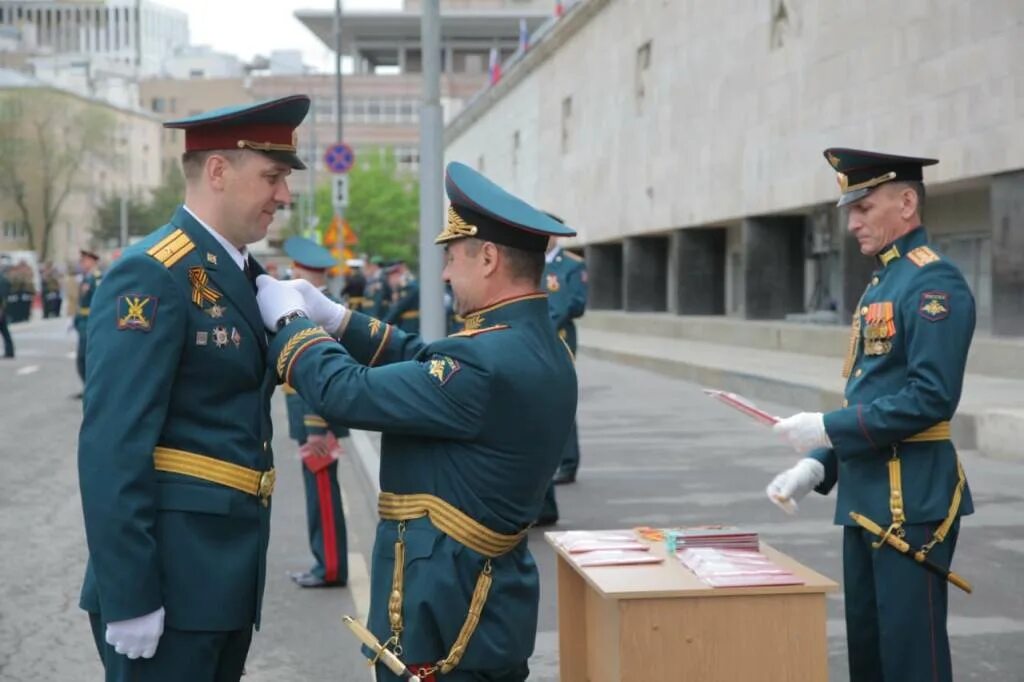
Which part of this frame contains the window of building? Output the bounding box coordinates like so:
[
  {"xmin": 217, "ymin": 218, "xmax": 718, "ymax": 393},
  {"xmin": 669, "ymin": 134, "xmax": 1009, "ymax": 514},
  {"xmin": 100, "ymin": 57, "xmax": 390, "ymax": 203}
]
[
  {"xmin": 151, "ymin": 97, "xmax": 165, "ymax": 113},
  {"xmin": 561, "ymin": 96, "xmax": 572, "ymax": 154},
  {"xmin": 189, "ymin": 69, "xmax": 204, "ymax": 79},
  {"xmin": 635, "ymin": 40, "xmax": 652, "ymax": 114},
  {"xmin": 512, "ymin": 130, "xmax": 520, "ymax": 172}
]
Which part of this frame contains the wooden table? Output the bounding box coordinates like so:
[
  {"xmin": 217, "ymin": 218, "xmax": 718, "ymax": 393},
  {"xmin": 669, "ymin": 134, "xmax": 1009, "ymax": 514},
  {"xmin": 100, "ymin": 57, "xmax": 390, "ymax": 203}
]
[{"xmin": 546, "ymin": 532, "xmax": 839, "ymax": 682}]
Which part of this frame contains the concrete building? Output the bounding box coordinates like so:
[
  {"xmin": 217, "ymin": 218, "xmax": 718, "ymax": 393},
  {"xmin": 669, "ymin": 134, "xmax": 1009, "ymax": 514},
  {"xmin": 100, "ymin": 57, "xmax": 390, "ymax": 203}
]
[
  {"xmin": 292, "ymin": 0, "xmax": 557, "ymax": 176},
  {"xmin": 444, "ymin": 0, "xmax": 1024, "ymax": 336},
  {"xmin": 0, "ymin": 0, "xmax": 189, "ymax": 77},
  {"xmin": 0, "ymin": 68, "xmax": 162, "ymax": 263},
  {"xmin": 160, "ymin": 44, "xmax": 245, "ymax": 81}
]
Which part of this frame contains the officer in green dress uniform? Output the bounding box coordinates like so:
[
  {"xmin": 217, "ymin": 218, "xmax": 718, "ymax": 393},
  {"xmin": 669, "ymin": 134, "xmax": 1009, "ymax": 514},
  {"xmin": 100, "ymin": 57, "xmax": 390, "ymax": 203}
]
[
  {"xmin": 341, "ymin": 258, "xmax": 367, "ymax": 312},
  {"xmin": 0, "ymin": 261, "xmax": 14, "ymax": 358},
  {"xmin": 74, "ymin": 249, "xmax": 102, "ymax": 393},
  {"xmin": 255, "ymin": 161, "xmax": 578, "ymax": 682},
  {"xmin": 363, "ymin": 256, "xmax": 388, "ymax": 319},
  {"xmin": 383, "ymin": 260, "xmax": 420, "ymax": 334},
  {"xmin": 77, "ymin": 95, "xmax": 309, "ymax": 681},
  {"xmin": 767, "ymin": 148, "xmax": 975, "ymax": 682},
  {"xmin": 281, "ymin": 236, "xmax": 349, "ymax": 589},
  {"xmin": 536, "ymin": 225, "xmax": 589, "ymax": 525}
]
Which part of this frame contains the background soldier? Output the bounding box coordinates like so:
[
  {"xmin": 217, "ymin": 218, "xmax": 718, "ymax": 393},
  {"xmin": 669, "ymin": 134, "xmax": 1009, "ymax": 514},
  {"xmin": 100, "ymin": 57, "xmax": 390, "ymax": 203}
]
[
  {"xmin": 281, "ymin": 236, "xmax": 349, "ymax": 589},
  {"xmin": 78, "ymin": 95, "xmax": 309, "ymax": 681},
  {"xmin": 768, "ymin": 148, "xmax": 975, "ymax": 682},
  {"xmin": 383, "ymin": 260, "xmax": 420, "ymax": 334},
  {"xmin": 341, "ymin": 258, "xmax": 367, "ymax": 312},
  {"xmin": 0, "ymin": 259, "xmax": 14, "ymax": 358},
  {"xmin": 72, "ymin": 249, "xmax": 102, "ymax": 397},
  {"xmin": 536, "ymin": 225, "xmax": 588, "ymax": 526},
  {"xmin": 255, "ymin": 161, "xmax": 578, "ymax": 682}
]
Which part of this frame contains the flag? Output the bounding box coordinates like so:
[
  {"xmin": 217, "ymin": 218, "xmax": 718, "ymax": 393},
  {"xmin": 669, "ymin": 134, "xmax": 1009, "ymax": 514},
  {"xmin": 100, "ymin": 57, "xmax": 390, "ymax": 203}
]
[
  {"xmin": 555, "ymin": 1, "xmax": 564, "ymax": 17},
  {"xmin": 488, "ymin": 46, "xmax": 502, "ymax": 85},
  {"xmin": 518, "ymin": 18, "xmax": 529, "ymax": 53}
]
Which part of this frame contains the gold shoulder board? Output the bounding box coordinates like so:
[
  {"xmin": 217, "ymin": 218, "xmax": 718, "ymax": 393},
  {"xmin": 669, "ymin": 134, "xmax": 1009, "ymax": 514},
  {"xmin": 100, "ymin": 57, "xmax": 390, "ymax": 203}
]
[
  {"xmin": 906, "ymin": 246, "xmax": 941, "ymax": 268},
  {"xmin": 147, "ymin": 229, "xmax": 196, "ymax": 268}
]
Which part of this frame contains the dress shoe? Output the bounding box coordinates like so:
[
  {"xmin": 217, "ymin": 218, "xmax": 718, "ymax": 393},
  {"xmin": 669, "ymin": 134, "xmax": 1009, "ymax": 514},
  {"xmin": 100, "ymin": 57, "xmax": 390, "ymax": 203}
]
[
  {"xmin": 552, "ymin": 468, "xmax": 576, "ymax": 485},
  {"xmin": 288, "ymin": 571, "xmax": 345, "ymax": 588}
]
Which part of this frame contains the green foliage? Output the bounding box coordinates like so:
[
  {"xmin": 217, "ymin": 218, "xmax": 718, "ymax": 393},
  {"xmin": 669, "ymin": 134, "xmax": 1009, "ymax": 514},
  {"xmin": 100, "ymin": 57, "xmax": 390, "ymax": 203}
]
[
  {"xmin": 92, "ymin": 166, "xmax": 186, "ymax": 246},
  {"xmin": 295, "ymin": 148, "xmax": 420, "ymax": 270}
]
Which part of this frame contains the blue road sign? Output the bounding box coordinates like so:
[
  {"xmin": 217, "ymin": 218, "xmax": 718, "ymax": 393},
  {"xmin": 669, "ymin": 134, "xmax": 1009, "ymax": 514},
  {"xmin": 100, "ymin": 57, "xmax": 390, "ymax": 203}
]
[{"xmin": 324, "ymin": 142, "xmax": 355, "ymax": 174}]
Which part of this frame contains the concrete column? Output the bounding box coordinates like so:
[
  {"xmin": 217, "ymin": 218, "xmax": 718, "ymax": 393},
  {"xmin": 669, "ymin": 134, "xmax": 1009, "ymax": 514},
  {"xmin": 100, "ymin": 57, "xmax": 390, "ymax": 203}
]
[
  {"xmin": 990, "ymin": 171, "xmax": 1024, "ymax": 336},
  {"xmin": 585, "ymin": 242, "xmax": 623, "ymax": 310},
  {"xmin": 623, "ymin": 236, "xmax": 668, "ymax": 311},
  {"xmin": 669, "ymin": 227, "xmax": 726, "ymax": 315},
  {"xmin": 742, "ymin": 216, "xmax": 806, "ymax": 319}
]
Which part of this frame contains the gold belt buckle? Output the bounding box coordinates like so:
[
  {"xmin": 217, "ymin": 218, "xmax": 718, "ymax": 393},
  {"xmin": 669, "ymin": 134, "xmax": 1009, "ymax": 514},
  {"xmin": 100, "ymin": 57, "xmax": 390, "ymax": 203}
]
[{"xmin": 258, "ymin": 469, "xmax": 276, "ymax": 506}]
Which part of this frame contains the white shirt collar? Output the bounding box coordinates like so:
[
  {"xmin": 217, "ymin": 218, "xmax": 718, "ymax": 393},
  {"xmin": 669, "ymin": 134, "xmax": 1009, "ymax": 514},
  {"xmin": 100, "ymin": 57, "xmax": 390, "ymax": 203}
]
[
  {"xmin": 183, "ymin": 205, "xmax": 247, "ymax": 271},
  {"xmin": 545, "ymin": 245, "xmax": 562, "ymax": 264}
]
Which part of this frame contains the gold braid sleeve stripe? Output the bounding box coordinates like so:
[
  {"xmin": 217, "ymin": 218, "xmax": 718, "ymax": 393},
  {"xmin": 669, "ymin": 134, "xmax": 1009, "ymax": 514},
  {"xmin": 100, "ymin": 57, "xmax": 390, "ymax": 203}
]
[
  {"xmin": 369, "ymin": 324, "xmax": 393, "ymax": 367},
  {"xmin": 276, "ymin": 327, "xmax": 332, "ymax": 381}
]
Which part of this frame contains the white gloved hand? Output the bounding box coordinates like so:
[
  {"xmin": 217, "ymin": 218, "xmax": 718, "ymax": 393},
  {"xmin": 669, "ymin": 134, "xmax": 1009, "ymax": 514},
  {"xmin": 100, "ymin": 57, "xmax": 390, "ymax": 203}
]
[
  {"xmin": 772, "ymin": 412, "xmax": 832, "ymax": 454},
  {"xmin": 105, "ymin": 606, "xmax": 165, "ymax": 660},
  {"xmin": 765, "ymin": 458, "xmax": 826, "ymax": 514},
  {"xmin": 279, "ymin": 279, "xmax": 347, "ymax": 334},
  {"xmin": 255, "ymin": 274, "xmax": 307, "ymax": 331}
]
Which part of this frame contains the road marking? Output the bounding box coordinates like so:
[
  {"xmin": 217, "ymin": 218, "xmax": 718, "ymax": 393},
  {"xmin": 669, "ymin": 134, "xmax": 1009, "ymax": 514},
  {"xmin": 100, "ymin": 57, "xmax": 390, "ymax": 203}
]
[{"xmin": 16, "ymin": 365, "xmax": 39, "ymax": 376}]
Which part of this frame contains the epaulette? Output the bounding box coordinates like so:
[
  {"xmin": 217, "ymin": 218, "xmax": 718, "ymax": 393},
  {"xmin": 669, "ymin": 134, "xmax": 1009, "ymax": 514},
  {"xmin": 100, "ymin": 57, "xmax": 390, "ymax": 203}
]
[
  {"xmin": 906, "ymin": 246, "xmax": 941, "ymax": 268},
  {"xmin": 448, "ymin": 324, "xmax": 510, "ymax": 338},
  {"xmin": 564, "ymin": 250, "xmax": 584, "ymax": 262},
  {"xmin": 147, "ymin": 229, "xmax": 195, "ymax": 268}
]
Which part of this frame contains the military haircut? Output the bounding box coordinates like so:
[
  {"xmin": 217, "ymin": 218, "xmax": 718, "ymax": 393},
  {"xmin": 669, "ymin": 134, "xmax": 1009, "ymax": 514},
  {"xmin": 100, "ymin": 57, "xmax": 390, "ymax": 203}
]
[
  {"xmin": 181, "ymin": 148, "xmax": 246, "ymax": 181},
  {"xmin": 462, "ymin": 238, "xmax": 544, "ymax": 285}
]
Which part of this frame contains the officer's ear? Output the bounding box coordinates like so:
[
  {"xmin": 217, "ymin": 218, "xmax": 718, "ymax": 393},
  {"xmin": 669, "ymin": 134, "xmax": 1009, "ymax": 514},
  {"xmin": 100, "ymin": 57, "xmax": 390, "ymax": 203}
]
[{"xmin": 479, "ymin": 241, "xmax": 500, "ymax": 277}]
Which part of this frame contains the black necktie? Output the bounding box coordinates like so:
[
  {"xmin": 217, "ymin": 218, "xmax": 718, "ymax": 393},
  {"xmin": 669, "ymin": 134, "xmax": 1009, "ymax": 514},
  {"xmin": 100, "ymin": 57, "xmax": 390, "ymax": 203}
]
[{"xmin": 243, "ymin": 257, "xmax": 257, "ymax": 294}]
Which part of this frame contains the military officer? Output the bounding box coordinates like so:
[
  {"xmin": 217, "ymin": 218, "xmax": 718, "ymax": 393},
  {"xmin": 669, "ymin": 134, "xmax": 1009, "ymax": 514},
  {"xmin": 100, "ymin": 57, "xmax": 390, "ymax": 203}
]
[
  {"xmin": 767, "ymin": 148, "xmax": 975, "ymax": 682},
  {"xmin": 341, "ymin": 258, "xmax": 367, "ymax": 312},
  {"xmin": 281, "ymin": 236, "xmax": 349, "ymax": 589},
  {"xmin": 383, "ymin": 260, "xmax": 420, "ymax": 334},
  {"xmin": 73, "ymin": 249, "xmax": 102, "ymax": 395},
  {"xmin": 255, "ymin": 161, "xmax": 578, "ymax": 682},
  {"xmin": 535, "ymin": 222, "xmax": 588, "ymax": 526},
  {"xmin": 78, "ymin": 95, "xmax": 309, "ymax": 681},
  {"xmin": 0, "ymin": 260, "xmax": 14, "ymax": 358},
  {"xmin": 43, "ymin": 263, "xmax": 63, "ymax": 318}
]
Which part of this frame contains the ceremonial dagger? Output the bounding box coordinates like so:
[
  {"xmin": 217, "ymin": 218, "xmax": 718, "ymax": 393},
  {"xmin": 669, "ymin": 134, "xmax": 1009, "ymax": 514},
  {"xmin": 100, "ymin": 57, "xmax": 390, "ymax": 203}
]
[
  {"xmin": 342, "ymin": 615, "xmax": 422, "ymax": 682},
  {"xmin": 849, "ymin": 512, "xmax": 972, "ymax": 594}
]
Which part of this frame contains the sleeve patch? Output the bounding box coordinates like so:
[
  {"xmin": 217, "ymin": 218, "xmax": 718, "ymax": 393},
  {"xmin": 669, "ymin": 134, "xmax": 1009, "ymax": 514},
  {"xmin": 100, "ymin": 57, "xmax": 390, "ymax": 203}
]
[
  {"xmin": 546, "ymin": 273, "xmax": 560, "ymax": 292},
  {"xmin": 427, "ymin": 355, "xmax": 461, "ymax": 386},
  {"xmin": 918, "ymin": 291, "xmax": 950, "ymax": 322},
  {"xmin": 116, "ymin": 294, "xmax": 158, "ymax": 332}
]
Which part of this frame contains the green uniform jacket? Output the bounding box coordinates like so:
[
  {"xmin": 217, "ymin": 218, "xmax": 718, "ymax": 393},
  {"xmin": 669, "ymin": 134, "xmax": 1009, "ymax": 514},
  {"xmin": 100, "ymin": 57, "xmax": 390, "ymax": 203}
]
[
  {"xmin": 0, "ymin": 272, "xmax": 9, "ymax": 314},
  {"xmin": 271, "ymin": 293, "xmax": 577, "ymax": 668},
  {"xmin": 74, "ymin": 268, "xmax": 102, "ymax": 333},
  {"xmin": 543, "ymin": 248, "xmax": 588, "ymax": 353},
  {"xmin": 384, "ymin": 277, "xmax": 420, "ymax": 334},
  {"xmin": 78, "ymin": 205, "xmax": 276, "ymax": 631},
  {"xmin": 810, "ymin": 227, "xmax": 975, "ymax": 526}
]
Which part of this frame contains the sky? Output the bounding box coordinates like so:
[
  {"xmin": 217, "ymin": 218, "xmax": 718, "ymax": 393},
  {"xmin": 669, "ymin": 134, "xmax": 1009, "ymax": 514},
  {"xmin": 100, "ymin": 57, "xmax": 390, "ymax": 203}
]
[{"xmin": 158, "ymin": 0, "xmax": 403, "ymax": 73}]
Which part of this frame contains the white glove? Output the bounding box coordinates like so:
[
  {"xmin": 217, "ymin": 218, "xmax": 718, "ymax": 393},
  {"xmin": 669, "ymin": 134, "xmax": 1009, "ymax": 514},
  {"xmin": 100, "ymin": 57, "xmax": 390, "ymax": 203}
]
[
  {"xmin": 765, "ymin": 458, "xmax": 825, "ymax": 514},
  {"xmin": 279, "ymin": 279, "xmax": 347, "ymax": 334},
  {"xmin": 105, "ymin": 606, "xmax": 165, "ymax": 660},
  {"xmin": 255, "ymin": 274, "xmax": 308, "ymax": 331},
  {"xmin": 772, "ymin": 412, "xmax": 832, "ymax": 454}
]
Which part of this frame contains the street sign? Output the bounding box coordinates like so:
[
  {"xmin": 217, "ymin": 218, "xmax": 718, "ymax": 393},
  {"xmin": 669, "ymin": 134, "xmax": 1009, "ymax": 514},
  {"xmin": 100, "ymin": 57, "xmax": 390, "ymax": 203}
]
[
  {"xmin": 324, "ymin": 142, "xmax": 355, "ymax": 174},
  {"xmin": 332, "ymin": 174, "xmax": 350, "ymax": 211}
]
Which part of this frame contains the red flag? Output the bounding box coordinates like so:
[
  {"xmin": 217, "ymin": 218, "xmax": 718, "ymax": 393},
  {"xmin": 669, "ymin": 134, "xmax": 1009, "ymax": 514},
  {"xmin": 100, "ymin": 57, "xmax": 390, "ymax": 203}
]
[{"xmin": 488, "ymin": 47, "xmax": 502, "ymax": 85}]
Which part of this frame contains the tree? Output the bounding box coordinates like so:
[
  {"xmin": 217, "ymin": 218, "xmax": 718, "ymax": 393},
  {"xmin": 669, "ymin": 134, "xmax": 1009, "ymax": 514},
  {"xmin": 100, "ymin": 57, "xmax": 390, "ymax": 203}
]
[
  {"xmin": 290, "ymin": 148, "xmax": 420, "ymax": 269},
  {"xmin": 0, "ymin": 89, "xmax": 116, "ymax": 260},
  {"xmin": 92, "ymin": 166, "xmax": 186, "ymax": 246}
]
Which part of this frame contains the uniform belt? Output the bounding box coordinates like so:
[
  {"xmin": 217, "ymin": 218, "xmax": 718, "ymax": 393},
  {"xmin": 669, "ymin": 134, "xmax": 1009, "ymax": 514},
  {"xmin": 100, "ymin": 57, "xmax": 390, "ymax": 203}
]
[
  {"xmin": 378, "ymin": 492, "xmax": 524, "ymax": 558},
  {"xmin": 153, "ymin": 446, "xmax": 275, "ymax": 505},
  {"xmin": 377, "ymin": 492, "xmax": 523, "ymax": 676},
  {"xmin": 400, "ymin": 310, "xmax": 419, "ymax": 320},
  {"xmin": 904, "ymin": 420, "xmax": 951, "ymax": 442}
]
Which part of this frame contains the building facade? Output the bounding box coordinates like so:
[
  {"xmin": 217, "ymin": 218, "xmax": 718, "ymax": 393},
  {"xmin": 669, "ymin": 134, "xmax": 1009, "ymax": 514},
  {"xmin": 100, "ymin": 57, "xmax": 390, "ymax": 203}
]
[
  {"xmin": 0, "ymin": 68, "xmax": 162, "ymax": 264},
  {"xmin": 444, "ymin": 0, "xmax": 1024, "ymax": 336}
]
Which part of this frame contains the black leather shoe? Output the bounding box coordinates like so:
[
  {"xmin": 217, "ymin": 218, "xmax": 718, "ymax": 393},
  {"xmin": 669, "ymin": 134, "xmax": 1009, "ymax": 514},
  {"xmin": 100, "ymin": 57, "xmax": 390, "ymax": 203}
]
[
  {"xmin": 534, "ymin": 514, "xmax": 559, "ymax": 528},
  {"xmin": 552, "ymin": 468, "xmax": 576, "ymax": 485},
  {"xmin": 288, "ymin": 571, "xmax": 345, "ymax": 588}
]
